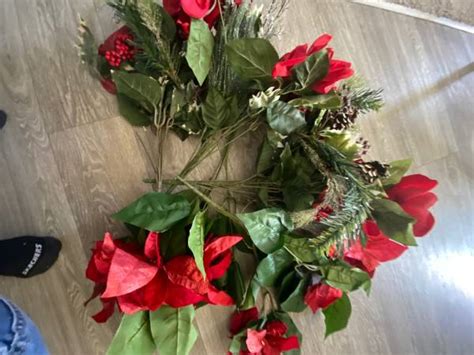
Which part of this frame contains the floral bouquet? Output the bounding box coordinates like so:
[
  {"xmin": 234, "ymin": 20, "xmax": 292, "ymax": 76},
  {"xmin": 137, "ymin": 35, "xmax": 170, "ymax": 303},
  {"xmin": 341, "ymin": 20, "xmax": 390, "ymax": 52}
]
[{"xmin": 78, "ymin": 0, "xmax": 438, "ymax": 354}]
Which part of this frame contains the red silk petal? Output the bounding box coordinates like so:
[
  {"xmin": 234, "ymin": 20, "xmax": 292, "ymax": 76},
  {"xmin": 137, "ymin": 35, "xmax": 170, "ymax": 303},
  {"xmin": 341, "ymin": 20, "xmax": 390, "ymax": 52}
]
[
  {"xmin": 207, "ymin": 285, "xmax": 234, "ymax": 306},
  {"xmin": 278, "ymin": 335, "xmax": 300, "ymax": 352},
  {"xmin": 206, "ymin": 251, "xmax": 232, "ymax": 281},
  {"xmin": 403, "ymin": 192, "xmax": 438, "ymax": 211},
  {"xmin": 304, "ymin": 283, "xmax": 343, "ymax": 313},
  {"xmin": 365, "ymin": 233, "xmax": 408, "ymax": 262},
  {"xmin": 165, "ymin": 256, "xmax": 208, "ymax": 294},
  {"xmin": 165, "ymin": 282, "xmax": 206, "ymax": 307},
  {"xmin": 92, "ymin": 300, "xmax": 115, "ymax": 323},
  {"xmin": 229, "ymin": 307, "xmax": 259, "ymax": 335},
  {"xmin": 102, "ymin": 249, "xmax": 158, "ymax": 298},
  {"xmin": 272, "ymin": 44, "xmax": 308, "ymax": 78},
  {"xmin": 265, "ymin": 320, "xmax": 288, "ymax": 337},
  {"xmin": 246, "ymin": 329, "xmax": 267, "ymax": 353},
  {"xmin": 144, "ymin": 231, "xmax": 162, "ymax": 268},
  {"xmin": 309, "ymin": 33, "xmax": 332, "ymax": 54},
  {"xmin": 143, "ymin": 270, "xmax": 168, "ymax": 311},
  {"xmin": 205, "ymin": 236, "xmax": 242, "ymax": 263},
  {"xmin": 181, "ymin": 0, "xmax": 211, "ymax": 19},
  {"xmin": 163, "ymin": 0, "xmax": 181, "ymax": 16},
  {"xmin": 403, "ymin": 207, "xmax": 436, "ymax": 237},
  {"xmin": 387, "ymin": 174, "xmax": 438, "ymax": 203}
]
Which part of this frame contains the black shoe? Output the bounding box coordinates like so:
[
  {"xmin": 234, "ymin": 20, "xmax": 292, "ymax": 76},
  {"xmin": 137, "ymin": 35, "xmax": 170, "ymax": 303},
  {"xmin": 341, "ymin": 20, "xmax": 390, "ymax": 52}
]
[{"xmin": 0, "ymin": 236, "xmax": 62, "ymax": 278}]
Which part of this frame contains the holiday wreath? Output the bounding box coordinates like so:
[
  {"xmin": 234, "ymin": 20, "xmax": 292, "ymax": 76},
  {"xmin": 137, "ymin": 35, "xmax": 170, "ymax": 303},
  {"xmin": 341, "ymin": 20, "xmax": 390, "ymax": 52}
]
[{"xmin": 78, "ymin": 0, "xmax": 438, "ymax": 354}]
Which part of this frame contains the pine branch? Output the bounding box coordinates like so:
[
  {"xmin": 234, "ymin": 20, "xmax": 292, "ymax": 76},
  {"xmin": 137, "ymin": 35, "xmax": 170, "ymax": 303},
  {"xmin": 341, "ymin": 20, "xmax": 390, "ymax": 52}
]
[
  {"xmin": 343, "ymin": 76, "xmax": 384, "ymax": 114},
  {"xmin": 77, "ymin": 17, "xmax": 100, "ymax": 79},
  {"xmin": 299, "ymin": 138, "xmax": 375, "ymax": 253},
  {"xmin": 208, "ymin": 3, "xmax": 263, "ymax": 95}
]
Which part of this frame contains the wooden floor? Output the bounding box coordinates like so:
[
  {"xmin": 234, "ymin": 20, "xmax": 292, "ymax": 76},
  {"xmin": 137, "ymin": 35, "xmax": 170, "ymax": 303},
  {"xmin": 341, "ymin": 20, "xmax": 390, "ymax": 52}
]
[{"xmin": 0, "ymin": 0, "xmax": 473, "ymax": 354}]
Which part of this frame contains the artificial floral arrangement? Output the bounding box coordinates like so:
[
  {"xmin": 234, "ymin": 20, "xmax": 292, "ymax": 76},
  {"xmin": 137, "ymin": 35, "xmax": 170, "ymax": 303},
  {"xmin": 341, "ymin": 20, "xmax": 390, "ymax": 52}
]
[{"xmin": 78, "ymin": 0, "xmax": 438, "ymax": 354}]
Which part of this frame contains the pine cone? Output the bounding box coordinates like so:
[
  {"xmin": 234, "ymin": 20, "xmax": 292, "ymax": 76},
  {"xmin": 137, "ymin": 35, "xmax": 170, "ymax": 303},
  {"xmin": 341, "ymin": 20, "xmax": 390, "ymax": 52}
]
[
  {"xmin": 358, "ymin": 160, "xmax": 389, "ymax": 183},
  {"xmin": 324, "ymin": 96, "xmax": 358, "ymax": 130}
]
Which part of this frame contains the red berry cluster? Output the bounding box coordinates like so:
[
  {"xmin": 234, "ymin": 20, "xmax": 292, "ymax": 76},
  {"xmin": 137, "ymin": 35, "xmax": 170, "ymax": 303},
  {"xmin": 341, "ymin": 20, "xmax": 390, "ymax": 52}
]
[{"xmin": 104, "ymin": 33, "xmax": 135, "ymax": 68}]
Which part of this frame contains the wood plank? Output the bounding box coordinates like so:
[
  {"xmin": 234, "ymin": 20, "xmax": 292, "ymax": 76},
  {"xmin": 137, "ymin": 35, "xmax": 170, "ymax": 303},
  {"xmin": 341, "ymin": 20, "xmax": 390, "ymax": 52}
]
[
  {"xmin": 0, "ymin": 1, "xmax": 114, "ymax": 353},
  {"xmin": 48, "ymin": 117, "xmax": 154, "ymax": 249},
  {"xmin": 0, "ymin": 0, "xmax": 472, "ymax": 354},
  {"xmin": 14, "ymin": 0, "xmax": 118, "ymax": 133}
]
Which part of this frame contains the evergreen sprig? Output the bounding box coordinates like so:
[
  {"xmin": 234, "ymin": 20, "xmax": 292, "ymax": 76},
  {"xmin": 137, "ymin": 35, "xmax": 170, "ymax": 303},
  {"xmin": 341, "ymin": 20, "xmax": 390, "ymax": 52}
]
[
  {"xmin": 300, "ymin": 139, "xmax": 375, "ymax": 252},
  {"xmin": 343, "ymin": 76, "xmax": 384, "ymax": 114}
]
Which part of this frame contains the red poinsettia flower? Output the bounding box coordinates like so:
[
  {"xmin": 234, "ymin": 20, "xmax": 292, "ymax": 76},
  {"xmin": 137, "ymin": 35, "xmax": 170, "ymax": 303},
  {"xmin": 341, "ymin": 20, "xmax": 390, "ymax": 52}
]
[
  {"xmin": 229, "ymin": 307, "xmax": 259, "ymax": 335},
  {"xmin": 86, "ymin": 231, "xmax": 242, "ymax": 322},
  {"xmin": 387, "ymin": 174, "xmax": 438, "ymax": 237},
  {"xmin": 164, "ymin": 235, "xmax": 243, "ymax": 307},
  {"xmin": 164, "ymin": 0, "xmax": 221, "ymax": 37},
  {"xmin": 272, "ymin": 33, "xmax": 354, "ymax": 94},
  {"xmin": 304, "ymin": 283, "xmax": 342, "ymax": 313},
  {"xmin": 244, "ymin": 320, "xmax": 299, "ymax": 355},
  {"xmin": 344, "ymin": 220, "xmax": 408, "ymax": 277}
]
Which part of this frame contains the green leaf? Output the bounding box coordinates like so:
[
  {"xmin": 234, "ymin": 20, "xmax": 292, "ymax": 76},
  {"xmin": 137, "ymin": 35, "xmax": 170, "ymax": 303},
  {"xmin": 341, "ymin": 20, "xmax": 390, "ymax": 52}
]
[
  {"xmin": 293, "ymin": 51, "xmax": 329, "ymax": 89},
  {"xmin": 112, "ymin": 71, "xmax": 162, "ymax": 105},
  {"xmin": 226, "ymin": 38, "xmax": 279, "ymax": 84},
  {"xmin": 238, "ymin": 208, "xmax": 294, "ymax": 254},
  {"xmin": 321, "ymin": 131, "xmax": 359, "ymax": 160},
  {"xmin": 267, "ymin": 101, "xmax": 306, "ymax": 136},
  {"xmin": 371, "ymin": 199, "xmax": 417, "ymax": 246},
  {"xmin": 116, "ymin": 94, "xmax": 151, "ymax": 126},
  {"xmin": 188, "ymin": 211, "xmax": 206, "ymax": 278},
  {"xmin": 113, "ymin": 192, "xmax": 191, "ymax": 232},
  {"xmin": 202, "ymin": 88, "xmax": 228, "ymax": 130},
  {"xmin": 150, "ymin": 306, "xmax": 198, "ymax": 355},
  {"xmin": 161, "ymin": 222, "xmax": 188, "ymax": 260},
  {"xmin": 320, "ymin": 263, "xmax": 371, "ymax": 292},
  {"xmin": 106, "ymin": 312, "xmax": 155, "ymax": 355},
  {"xmin": 227, "ymin": 261, "xmax": 246, "ymax": 307},
  {"xmin": 289, "ymin": 93, "xmax": 342, "ymax": 110},
  {"xmin": 323, "ymin": 293, "xmax": 352, "ymax": 337},
  {"xmin": 255, "ymin": 248, "xmax": 294, "ymax": 287},
  {"xmin": 382, "ymin": 159, "xmax": 412, "ymax": 187},
  {"xmin": 186, "ymin": 19, "xmax": 214, "ymax": 85},
  {"xmin": 280, "ymin": 274, "xmax": 308, "ymax": 313},
  {"xmin": 284, "ymin": 235, "xmax": 317, "ymax": 263}
]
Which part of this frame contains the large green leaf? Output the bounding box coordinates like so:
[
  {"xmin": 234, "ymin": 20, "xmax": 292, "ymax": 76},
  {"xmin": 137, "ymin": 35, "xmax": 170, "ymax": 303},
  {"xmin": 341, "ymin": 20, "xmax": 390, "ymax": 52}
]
[
  {"xmin": 202, "ymin": 88, "xmax": 228, "ymax": 130},
  {"xmin": 267, "ymin": 101, "xmax": 306, "ymax": 136},
  {"xmin": 116, "ymin": 94, "xmax": 151, "ymax": 126},
  {"xmin": 323, "ymin": 293, "xmax": 352, "ymax": 337},
  {"xmin": 107, "ymin": 312, "xmax": 155, "ymax": 355},
  {"xmin": 226, "ymin": 38, "xmax": 279, "ymax": 84},
  {"xmin": 186, "ymin": 19, "xmax": 214, "ymax": 85},
  {"xmin": 382, "ymin": 159, "xmax": 412, "ymax": 187},
  {"xmin": 150, "ymin": 306, "xmax": 198, "ymax": 355},
  {"xmin": 113, "ymin": 192, "xmax": 191, "ymax": 232},
  {"xmin": 293, "ymin": 51, "xmax": 329, "ymax": 89},
  {"xmin": 227, "ymin": 261, "xmax": 246, "ymax": 307},
  {"xmin": 255, "ymin": 248, "xmax": 294, "ymax": 287},
  {"xmin": 256, "ymin": 130, "xmax": 281, "ymax": 174},
  {"xmin": 322, "ymin": 131, "xmax": 359, "ymax": 160},
  {"xmin": 112, "ymin": 71, "xmax": 161, "ymax": 105},
  {"xmin": 288, "ymin": 93, "xmax": 342, "ymax": 110},
  {"xmin": 238, "ymin": 208, "xmax": 294, "ymax": 254},
  {"xmin": 371, "ymin": 199, "xmax": 417, "ymax": 246},
  {"xmin": 320, "ymin": 263, "xmax": 371, "ymax": 292},
  {"xmin": 280, "ymin": 273, "xmax": 308, "ymax": 313},
  {"xmin": 188, "ymin": 211, "xmax": 206, "ymax": 278},
  {"xmin": 284, "ymin": 235, "xmax": 317, "ymax": 263}
]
